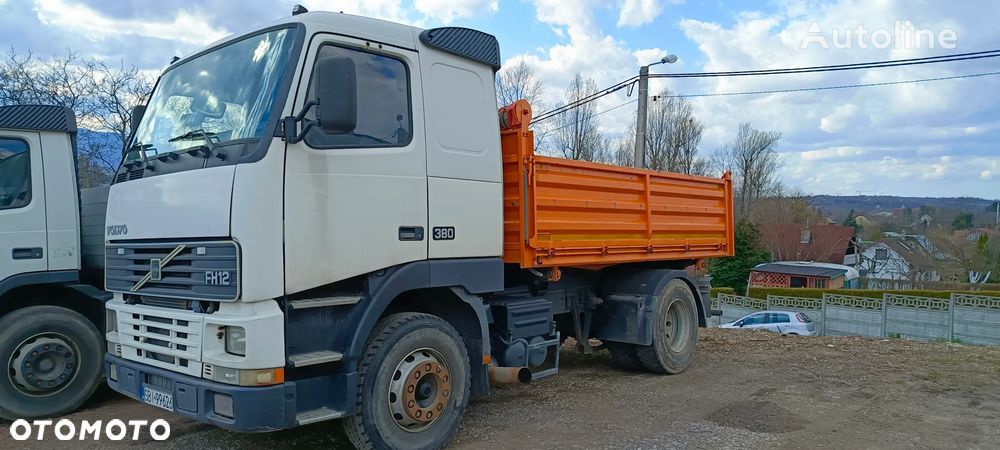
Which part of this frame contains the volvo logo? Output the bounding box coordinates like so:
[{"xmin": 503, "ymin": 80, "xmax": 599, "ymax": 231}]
[
  {"xmin": 131, "ymin": 244, "xmax": 186, "ymax": 291},
  {"xmin": 106, "ymin": 224, "xmax": 128, "ymax": 236},
  {"xmin": 149, "ymin": 258, "xmax": 163, "ymax": 281}
]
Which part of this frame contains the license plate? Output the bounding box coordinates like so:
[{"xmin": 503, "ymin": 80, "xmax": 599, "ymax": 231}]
[{"xmin": 141, "ymin": 385, "xmax": 174, "ymax": 411}]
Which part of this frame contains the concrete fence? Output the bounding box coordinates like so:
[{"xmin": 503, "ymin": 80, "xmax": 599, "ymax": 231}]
[{"xmin": 710, "ymin": 292, "xmax": 1000, "ymax": 346}]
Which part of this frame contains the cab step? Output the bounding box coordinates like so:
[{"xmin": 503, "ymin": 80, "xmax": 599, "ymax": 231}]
[
  {"xmin": 296, "ymin": 407, "xmax": 345, "ymax": 426},
  {"xmin": 288, "ymin": 296, "xmax": 363, "ymax": 310},
  {"xmin": 288, "ymin": 350, "xmax": 344, "ymax": 367}
]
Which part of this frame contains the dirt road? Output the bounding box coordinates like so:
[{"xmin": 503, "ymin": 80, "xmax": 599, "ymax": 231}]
[{"xmin": 3, "ymin": 329, "xmax": 999, "ymax": 449}]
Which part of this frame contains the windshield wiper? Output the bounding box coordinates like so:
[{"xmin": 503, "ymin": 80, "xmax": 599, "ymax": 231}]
[
  {"xmin": 168, "ymin": 129, "xmax": 218, "ymax": 143},
  {"xmin": 167, "ymin": 129, "xmax": 228, "ymax": 161}
]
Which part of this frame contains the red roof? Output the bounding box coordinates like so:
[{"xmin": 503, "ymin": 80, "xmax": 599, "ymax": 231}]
[{"xmin": 759, "ymin": 224, "xmax": 855, "ymax": 264}]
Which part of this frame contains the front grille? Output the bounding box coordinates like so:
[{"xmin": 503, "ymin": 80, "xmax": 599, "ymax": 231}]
[
  {"xmin": 106, "ymin": 241, "xmax": 240, "ymax": 301},
  {"xmin": 118, "ymin": 308, "xmax": 202, "ymax": 377},
  {"xmin": 138, "ymin": 296, "xmax": 191, "ymax": 310},
  {"xmin": 113, "ymin": 169, "xmax": 145, "ymax": 183}
]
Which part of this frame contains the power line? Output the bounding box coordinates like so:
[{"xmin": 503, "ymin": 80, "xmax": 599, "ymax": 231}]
[
  {"xmin": 660, "ymin": 70, "xmax": 1000, "ymax": 98},
  {"xmin": 541, "ymin": 99, "xmax": 637, "ymax": 134},
  {"xmin": 531, "ymin": 77, "xmax": 637, "ymax": 124},
  {"xmin": 530, "ymin": 48, "xmax": 1000, "ymax": 122},
  {"xmin": 649, "ymin": 49, "xmax": 1000, "ymax": 79}
]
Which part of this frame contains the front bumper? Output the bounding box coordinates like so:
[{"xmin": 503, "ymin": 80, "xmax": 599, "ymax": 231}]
[{"xmin": 105, "ymin": 354, "xmax": 296, "ymax": 432}]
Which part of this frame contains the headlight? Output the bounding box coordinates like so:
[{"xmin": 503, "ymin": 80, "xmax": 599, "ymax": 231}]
[
  {"xmin": 224, "ymin": 326, "xmax": 246, "ymax": 356},
  {"xmin": 208, "ymin": 366, "xmax": 284, "ymax": 386}
]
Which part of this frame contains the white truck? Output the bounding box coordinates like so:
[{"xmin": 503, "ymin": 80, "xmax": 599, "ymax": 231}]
[
  {"xmin": 0, "ymin": 105, "xmax": 110, "ymax": 419},
  {"xmin": 103, "ymin": 7, "xmax": 733, "ymax": 449}
]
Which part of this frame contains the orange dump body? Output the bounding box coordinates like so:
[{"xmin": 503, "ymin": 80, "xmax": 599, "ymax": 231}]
[{"xmin": 500, "ymin": 100, "xmax": 735, "ymax": 269}]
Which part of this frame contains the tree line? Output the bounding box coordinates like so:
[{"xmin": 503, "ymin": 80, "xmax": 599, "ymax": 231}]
[{"xmin": 0, "ymin": 49, "xmax": 153, "ymax": 187}]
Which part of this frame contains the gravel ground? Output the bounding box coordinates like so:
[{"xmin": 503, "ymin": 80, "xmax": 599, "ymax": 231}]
[{"xmin": 3, "ymin": 328, "xmax": 999, "ymax": 449}]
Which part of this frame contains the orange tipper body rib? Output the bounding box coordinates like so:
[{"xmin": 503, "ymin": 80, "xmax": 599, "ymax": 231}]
[{"xmin": 500, "ymin": 99, "xmax": 736, "ymax": 269}]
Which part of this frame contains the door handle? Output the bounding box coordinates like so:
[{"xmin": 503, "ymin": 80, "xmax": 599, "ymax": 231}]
[
  {"xmin": 398, "ymin": 226, "xmax": 424, "ymax": 241},
  {"xmin": 12, "ymin": 247, "xmax": 43, "ymax": 260}
]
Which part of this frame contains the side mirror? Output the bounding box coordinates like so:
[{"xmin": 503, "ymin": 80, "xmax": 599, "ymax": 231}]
[
  {"xmin": 129, "ymin": 104, "xmax": 146, "ymax": 138},
  {"xmin": 314, "ymin": 56, "xmax": 357, "ymax": 134}
]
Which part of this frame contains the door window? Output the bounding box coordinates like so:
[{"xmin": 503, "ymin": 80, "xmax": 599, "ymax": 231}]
[
  {"xmin": 770, "ymin": 313, "xmax": 791, "ymax": 324},
  {"xmin": 0, "ymin": 138, "xmax": 30, "ymax": 209},
  {"xmin": 742, "ymin": 313, "xmax": 765, "ymax": 326},
  {"xmin": 305, "ymin": 44, "xmax": 412, "ymax": 148}
]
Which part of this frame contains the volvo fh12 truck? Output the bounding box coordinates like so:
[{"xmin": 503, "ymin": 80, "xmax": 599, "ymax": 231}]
[
  {"xmin": 0, "ymin": 105, "xmax": 110, "ymax": 419},
  {"xmin": 103, "ymin": 7, "xmax": 734, "ymax": 449}
]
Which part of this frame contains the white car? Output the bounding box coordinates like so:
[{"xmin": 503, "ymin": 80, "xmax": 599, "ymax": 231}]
[{"xmin": 720, "ymin": 310, "xmax": 817, "ymax": 336}]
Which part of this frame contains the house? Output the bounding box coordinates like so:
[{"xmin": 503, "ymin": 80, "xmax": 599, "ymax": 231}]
[
  {"xmin": 749, "ymin": 261, "xmax": 861, "ymax": 289},
  {"xmin": 858, "ymin": 234, "xmax": 941, "ymax": 289},
  {"xmin": 759, "ymin": 223, "xmax": 857, "ymax": 265}
]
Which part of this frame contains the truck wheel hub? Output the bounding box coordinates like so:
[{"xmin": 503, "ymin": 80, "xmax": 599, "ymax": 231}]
[
  {"xmin": 387, "ymin": 348, "xmax": 451, "ymax": 432},
  {"xmin": 665, "ymin": 300, "xmax": 691, "ymax": 352},
  {"xmin": 9, "ymin": 334, "xmax": 77, "ymax": 395}
]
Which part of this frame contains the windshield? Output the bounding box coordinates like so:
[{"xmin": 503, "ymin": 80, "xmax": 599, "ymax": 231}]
[{"xmin": 126, "ymin": 28, "xmax": 296, "ymax": 166}]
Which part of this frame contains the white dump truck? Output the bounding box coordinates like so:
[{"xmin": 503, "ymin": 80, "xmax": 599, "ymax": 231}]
[
  {"xmin": 0, "ymin": 105, "xmax": 110, "ymax": 419},
  {"xmin": 103, "ymin": 6, "xmax": 733, "ymax": 449}
]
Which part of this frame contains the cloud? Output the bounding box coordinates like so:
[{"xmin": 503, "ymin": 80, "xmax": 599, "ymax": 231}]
[
  {"xmin": 413, "ymin": 0, "xmax": 498, "ymax": 24},
  {"xmin": 298, "ymin": 0, "xmax": 414, "ymax": 24},
  {"xmin": 508, "ymin": 0, "xmax": 670, "ymax": 139},
  {"xmin": 678, "ymin": 1, "xmax": 1000, "ymax": 197},
  {"xmin": 617, "ymin": 0, "xmax": 675, "ymax": 28},
  {"xmin": 819, "ymin": 104, "xmax": 869, "ymax": 133},
  {"xmin": 33, "ymin": 0, "xmax": 228, "ymax": 45}
]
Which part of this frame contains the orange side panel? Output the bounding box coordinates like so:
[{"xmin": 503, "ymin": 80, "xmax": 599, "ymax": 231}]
[{"xmin": 500, "ymin": 100, "xmax": 736, "ymax": 269}]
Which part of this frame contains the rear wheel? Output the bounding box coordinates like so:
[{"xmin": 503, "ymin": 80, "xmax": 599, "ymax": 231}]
[
  {"xmin": 0, "ymin": 306, "xmax": 103, "ymax": 420},
  {"xmin": 344, "ymin": 313, "xmax": 470, "ymax": 450},
  {"xmin": 636, "ymin": 279, "xmax": 698, "ymax": 374}
]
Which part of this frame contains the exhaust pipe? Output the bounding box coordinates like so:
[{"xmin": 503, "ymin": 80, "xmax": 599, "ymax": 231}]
[{"xmin": 488, "ymin": 366, "xmax": 532, "ymax": 384}]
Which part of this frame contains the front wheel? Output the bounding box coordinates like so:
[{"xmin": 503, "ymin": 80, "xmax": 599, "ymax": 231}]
[
  {"xmin": 0, "ymin": 306, "xmax": 103, "ymax": 420},
  {"xmin": 344, "ymin": 313, "xmax": 470, "ymax": 450},
  {"xmin": 635, "ymin": 279, "xmax": 699, "ymax": 374}
]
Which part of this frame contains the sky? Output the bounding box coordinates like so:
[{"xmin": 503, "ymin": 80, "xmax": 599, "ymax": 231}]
[{"xmin": 1, "ymin": 0, "xmax": 998, "ymax": 198}]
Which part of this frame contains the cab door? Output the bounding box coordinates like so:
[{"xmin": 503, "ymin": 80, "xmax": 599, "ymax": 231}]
[
  {"xmin": 0, "ymin": 132, "xmax": 48, "ymax": 281},
  {"xmin": 283, "ymin": 34, "xmax": 427, "ymax": 293}
]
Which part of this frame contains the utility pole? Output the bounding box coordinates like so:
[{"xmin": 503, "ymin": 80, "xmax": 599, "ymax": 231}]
[
  {"xmin": 634, "ymin": 65, "xmax": 650, "ymax": 169},
  {"xmin": 633, "ymin": 55, "xmax": 677, "ymax": 169}
]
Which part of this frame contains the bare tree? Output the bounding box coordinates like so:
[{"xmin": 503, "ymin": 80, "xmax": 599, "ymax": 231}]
[
  {"xmin": 712, "ymin": 122, "xmax": 783, "ymax": 218},
  {"xmin": 554, "ymin": 74, "xmax": 606, "ymax": 162},
  {"xmin": 1, "ymin": 49, "xmax": 98, "ymax": 121},
  {"xmin": 929, "ymin": 229, "xmax": 998, "ymax": 284},
  {"xmin": 496, "ymin": 60, "xmax": 543, "ymax": 107},
  {"xmin": 91, "ymin": 60, "xmax": 154, "ymax": 156},
  {"xmin": 643, "ymin": 90, "xmax": 706, "ymax": 174},
  {"xmin": 1, "ymin": 48, "xmax": 153, "ymax": 184},
  {"xmin": 496, "ymin": 60, "xmax": 554, "ymax": 150}
]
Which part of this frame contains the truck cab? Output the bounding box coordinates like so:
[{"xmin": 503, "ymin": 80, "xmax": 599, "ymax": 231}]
[
  {"xmin": 0, "ymin": 105, "xmax": 109, "ymax": 419},
  {"xmin": 104, "ymin": 8, "xmax": 731, "ymax": 449}
]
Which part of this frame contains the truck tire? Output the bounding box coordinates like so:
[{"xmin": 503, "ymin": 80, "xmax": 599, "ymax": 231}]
[
  {"xmin": 605, "ymin": 342, "xmax": 643, "ymax": 371},
  {"xmin": 635, "ymin": 279, "xmax": 698, "ymax": 374},
  {"xmin": 344, "ymin": 312, "xmax": 470, "ymax": 450},
  {"xmin": 0, "ymin": 306, "xmax": 103, "ymax": 420}
]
